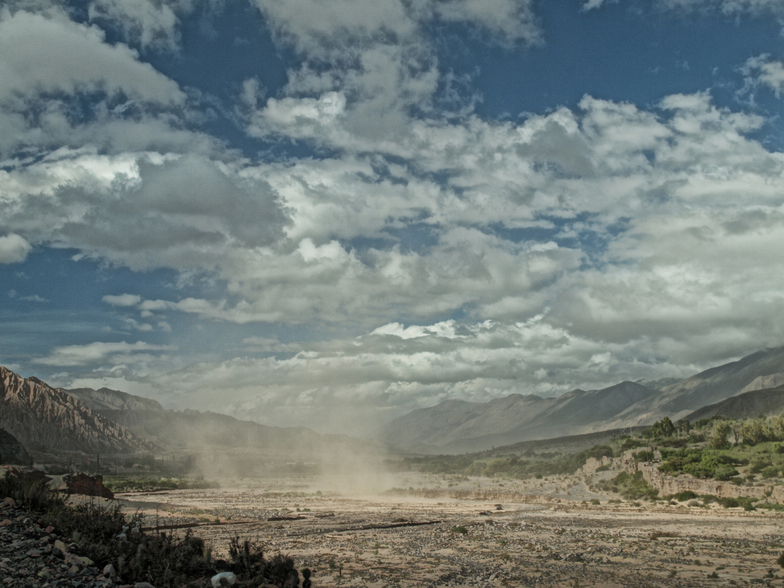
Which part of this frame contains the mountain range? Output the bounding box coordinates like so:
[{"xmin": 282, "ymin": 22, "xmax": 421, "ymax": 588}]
[
  {"xmin": 380, "ymin": 346, "xmax": 784, "ymax": 453},
  {"xmin": 4, "ymin": 345, "xmax": 784, "ymax": 461}
]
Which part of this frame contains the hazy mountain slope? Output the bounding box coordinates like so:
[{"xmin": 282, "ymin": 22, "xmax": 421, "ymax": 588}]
[
  {"xmin": 434, "ymin": 382, "xmax": 657, "ymax": 453},
  {"xmin": 0, "ymin": 367, "xmax": 157, "ymax": 456},
  {"xmin": 740, "ymin": 373, "xmax": 784, "ymax": 394},
  {"xmin": 380, "ymin": 381, "xmax": 656, "ymax": 453},
  {"xmin": 600, "ymin": 346, "xmax": 784, "ymax": 429},
  {"xmin": 61, "ymin": 386, "xmax": 327, "ymax": 455},
  {"xmin": 424, "ymin": 395, "xmax": 551, "ymax": 446},
  {"xmin": 686, "ymin": 385, "xmax": 784, "ymax": 422}
]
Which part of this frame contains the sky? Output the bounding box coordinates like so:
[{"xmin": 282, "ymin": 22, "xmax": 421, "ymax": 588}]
[{"xmin": 2, "ymin": 0, "xmax": 784, "ymax": 436}]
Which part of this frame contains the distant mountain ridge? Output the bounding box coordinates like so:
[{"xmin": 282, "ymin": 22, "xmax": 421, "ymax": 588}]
[
  {"xmin": 381, "ymin": 346, "xmax": 784, "ymax": 453},
  {"xmin": 598, "ymin": 347, "xmax": 784, "ymax": 430},
  {"xmin": 380, "ymin": 380, "xmax": 658, "ymax": 453}
]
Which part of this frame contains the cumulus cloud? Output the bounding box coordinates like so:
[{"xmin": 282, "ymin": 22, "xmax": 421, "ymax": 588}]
[
  {"xmin": 0, "ymin": 9, "xmax": 206, "ymax": 159},
  {"xmin": 433, "ymin": 0, "xmax": 542, "ymax": 46},
  {"xmin": 87, "ymin": 0, "xmax": 192, "ymax": 52},
  {"xmin": 6, "ymin": 0, "xmax": 784, "ymax": 433},
  {"xmin": 0, "ymin": 234, "xmax": 32, "ymax": 264},
  {"xmin": 741, "ymin": 54, "xmax": 784, "ymax": 98},
  {"xmin": 0, "ymin": 10, "xmax": 185, "ymax": 104},
  {"xmin": 1, "ymin": 150, "xmax": 289, "ymax": 272},
  {"xmin": 8, "ymin": 90, "xmax": 784, "ymax": 342},
  {"xmin": 246, "ymin": 0, "xmax": 541, "ymax": 147}
]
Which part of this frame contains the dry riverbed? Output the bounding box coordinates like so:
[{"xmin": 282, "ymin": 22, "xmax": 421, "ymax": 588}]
[{"xmin": 115, "ymin": 473, "xmax": 784, "ymax": 587}]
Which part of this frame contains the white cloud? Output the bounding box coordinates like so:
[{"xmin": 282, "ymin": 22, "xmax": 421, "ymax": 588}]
[
  {"xmin": 657, "ymin": 0, "xmax": 784, "ymax": 19},
  {"xmin": 87, "ymin": 0, "xmax": 191, "ymax": 52},
  {"xmin": 582, "ymin": 0, "xmax": 616, "ymax": 10},
  {"xmin": 0, "ymin": 234, "xmax": 31, "ymax": 264},
  {"xmin": 0, "ymin": 10, "xmax": 185, "ymax": 104},
  {"xmin": 122, "ymin": 317, "xmax": 155, "ymax": 331},
  {"xmin": 103, "ymin": 294, "xmax": 143, "ymax": 307},
  {"xmin": 246, "ymin": 0, "xmax": 540, "ymax": 148},
  {"xmin": 19, "ymin": 294, "xmax": 48, "ymax": 302},
  {"xmin": 741, "ymin": 54, "xmax": 784, "ymax": 98},
  {"xmin": 433, "ymin": 0, "xmax": 542, "ymax": 46},
  {"xmin": 34, "ymin": 341, "xmax": 177, "ymax": 367}
]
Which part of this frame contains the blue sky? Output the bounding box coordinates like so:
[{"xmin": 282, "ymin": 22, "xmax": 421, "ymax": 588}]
[{"xmin": 2, "ymin": 0, "xmax": 784, "ymax": 435}]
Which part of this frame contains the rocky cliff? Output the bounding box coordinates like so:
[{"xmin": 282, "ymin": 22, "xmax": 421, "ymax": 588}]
[{"xmin": 0, "ymin": 367, "xmax": 158, "ymax": 457}]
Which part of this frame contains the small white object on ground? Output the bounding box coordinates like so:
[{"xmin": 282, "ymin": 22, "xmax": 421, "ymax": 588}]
[{"xmin": 211, "ymin": 571, "xmax": 237, "ymax": 587}]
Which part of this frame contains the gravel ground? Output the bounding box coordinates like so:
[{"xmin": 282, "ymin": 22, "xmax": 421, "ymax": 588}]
[{"xmin": 110, "ymin": 473, "xmax": 784, "ymax": 588}]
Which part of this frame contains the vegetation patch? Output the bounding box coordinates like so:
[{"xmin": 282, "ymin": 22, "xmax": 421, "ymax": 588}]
[
  {"xmin": 594, "ymin": 472, "xmax": 659, "ymax": 501},
  {"xmin": 105, "ymin": 475, "xmax": 220, "ymax": 493},
  {"xmin": 1, "ymin": 472, "xmax": 305, "ymax": 587}
]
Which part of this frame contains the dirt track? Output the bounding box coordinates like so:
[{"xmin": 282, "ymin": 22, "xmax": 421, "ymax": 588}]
[{"xmin": 115, "ymin": 474, "xmax": 784, "ymax": 587}]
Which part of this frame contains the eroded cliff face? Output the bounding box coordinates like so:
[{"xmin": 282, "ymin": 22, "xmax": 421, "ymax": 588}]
[{"xmin": 0, "ymin": 366, "xmax": 158, "ymax": 456}]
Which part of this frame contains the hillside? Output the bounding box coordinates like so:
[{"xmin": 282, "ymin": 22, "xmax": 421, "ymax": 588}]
[
  {"xmin": 64, "ymin": 387, "xmax": 165, "ymax": 412},
  {"xmin": 686, "ymin": 385, "xmax": 784, "ymax": 422},
  {"xmin": 380, "ymin": 381, "xmax": 657, "ymax": 453},
  {"xmin": 0, "ymin": 367, "xmax": 157, "ymax": 457},
  {"xmin": 598, "ymin": 346, "xmax": 784, "ymax": 429}
]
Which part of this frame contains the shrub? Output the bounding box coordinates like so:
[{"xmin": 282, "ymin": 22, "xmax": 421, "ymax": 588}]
[
  {"xmin": 634, "ymin": 451, "xmax": 654, "ymax": 463},
  {"xmin": 669, "ymin": 490, "xmax": 698, "ymax": 502},
  {"xmin": 749, "ymin": 459, "xmax": 773, "ymax": 474}
]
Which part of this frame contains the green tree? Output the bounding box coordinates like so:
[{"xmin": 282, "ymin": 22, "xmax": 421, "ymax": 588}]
[
  {"xmin": 741, "ymin": 419, "xmax": 770, "ymax": 446},
  {"xmin": 650, "ymin": 416, "xmax": 675, "ymax": 438},
  {"xmin": 675, "ymin": 418, "xmax": 691, "ymax": 437},
  {"xmin": 711, "ymin": 421, "xmax": 731, "ymax": 449}
]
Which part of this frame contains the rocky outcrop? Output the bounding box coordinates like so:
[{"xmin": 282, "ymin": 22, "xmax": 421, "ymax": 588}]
[{"xmin": 0, "ymin": 367, "xmax": 158, "ymax": 457}]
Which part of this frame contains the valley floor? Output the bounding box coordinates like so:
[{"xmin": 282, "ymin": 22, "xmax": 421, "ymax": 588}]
[{"xmin": 113, "ymin": 473, "xmax": 784, "ymax": 587}]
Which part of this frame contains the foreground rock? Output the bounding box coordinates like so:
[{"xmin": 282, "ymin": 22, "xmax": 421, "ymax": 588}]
[{"xmin": 0, "ymin": 497, "xmax": 108, "ymax": 588}]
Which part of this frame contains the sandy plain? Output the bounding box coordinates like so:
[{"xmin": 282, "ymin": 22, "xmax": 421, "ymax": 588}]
[{"xmin": 115, "ymin": 472, "xmax": 784, "ymax": 587}]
